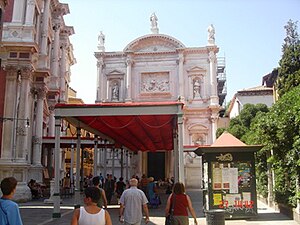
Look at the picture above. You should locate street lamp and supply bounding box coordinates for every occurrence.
[0,117,30,127]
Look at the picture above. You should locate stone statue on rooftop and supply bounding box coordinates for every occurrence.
[207,24,215,45]
[97,31,105,51]
[150,13,159,34]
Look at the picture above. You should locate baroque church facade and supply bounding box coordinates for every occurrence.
[94,13,227,188]
[0,0,75,200]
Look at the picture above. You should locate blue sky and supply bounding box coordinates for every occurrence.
[63,0,300,104]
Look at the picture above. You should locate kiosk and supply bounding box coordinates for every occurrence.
[194,132,262,219]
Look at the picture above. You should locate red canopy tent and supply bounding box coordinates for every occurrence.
[54,102,183,152]
[51,101,184,216]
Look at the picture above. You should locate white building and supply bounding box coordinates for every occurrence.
[227,86,274,119]
[94,14,226,188]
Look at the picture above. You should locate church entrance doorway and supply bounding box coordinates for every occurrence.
[147,152,165,181]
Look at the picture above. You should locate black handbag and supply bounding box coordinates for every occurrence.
[165,194,176,225]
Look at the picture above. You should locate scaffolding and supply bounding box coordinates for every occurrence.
[217,57,227,107]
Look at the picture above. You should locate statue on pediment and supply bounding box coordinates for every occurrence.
[150,13,159,34]
[111,82,119,101]
[150,13,158,28]
[98,31,105,51]
[207,24,215,45]
[193,79,201,99]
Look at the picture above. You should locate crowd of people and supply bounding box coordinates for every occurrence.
[80,173,198,224]
[0,175,198,225]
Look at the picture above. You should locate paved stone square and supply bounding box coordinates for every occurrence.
[18,189,299,225]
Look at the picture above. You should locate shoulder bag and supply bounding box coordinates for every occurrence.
[165,194,176,225]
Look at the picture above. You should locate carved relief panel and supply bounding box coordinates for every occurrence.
[140,72,171,98]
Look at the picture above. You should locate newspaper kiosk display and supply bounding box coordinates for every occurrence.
[195,146,261,219]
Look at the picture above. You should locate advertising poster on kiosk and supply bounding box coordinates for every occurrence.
[209,154,257,218]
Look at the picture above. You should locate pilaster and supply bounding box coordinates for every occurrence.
[24,0,36,25]
[125,57,133,101]
[96,58,104,102]
[177,52,185,101]
[210,113,218,142]
[208,51,219,105]
[12,0,26,23]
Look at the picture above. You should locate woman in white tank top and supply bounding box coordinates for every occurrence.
[71,187,112,225]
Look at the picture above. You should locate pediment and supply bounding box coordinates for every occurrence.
[187,66,206,74]
[124,34,185,52]
[188,124,208,132]
[107,70,124,76]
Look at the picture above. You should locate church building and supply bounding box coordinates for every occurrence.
[94,13,227,188]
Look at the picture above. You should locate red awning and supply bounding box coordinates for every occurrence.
[77,115,174,151]
[55,102,183,152]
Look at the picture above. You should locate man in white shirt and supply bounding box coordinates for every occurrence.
[119,178,150,225]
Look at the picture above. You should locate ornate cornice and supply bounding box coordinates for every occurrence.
[60,26,74,36]
[52,3,69,18]
[237,90,273,96]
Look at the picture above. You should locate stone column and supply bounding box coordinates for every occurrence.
[177,52,185,100]
[32,88,46,166]
[16,67,32,160]
[48,107,55,136]
[1,67,18,159]
[125,57,133,101]
[168,151,174,179]
[40,0,50,56]
[25,0,35,25]
[137,152,143,177]
[210,114,218,142]
[59,43,67,102]
[51,22,61,89]
[96,58,104,102]
[208,51,218,105]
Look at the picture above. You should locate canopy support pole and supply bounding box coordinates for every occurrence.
[74,128,81,208]
[94,136,98,176]
[53,116,61,218]
[178,114,184,183]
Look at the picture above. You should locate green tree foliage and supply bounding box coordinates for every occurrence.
[247,86,300,207]
[277,20,300,97]
[216,103,269,141]
[225,104,269,142]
